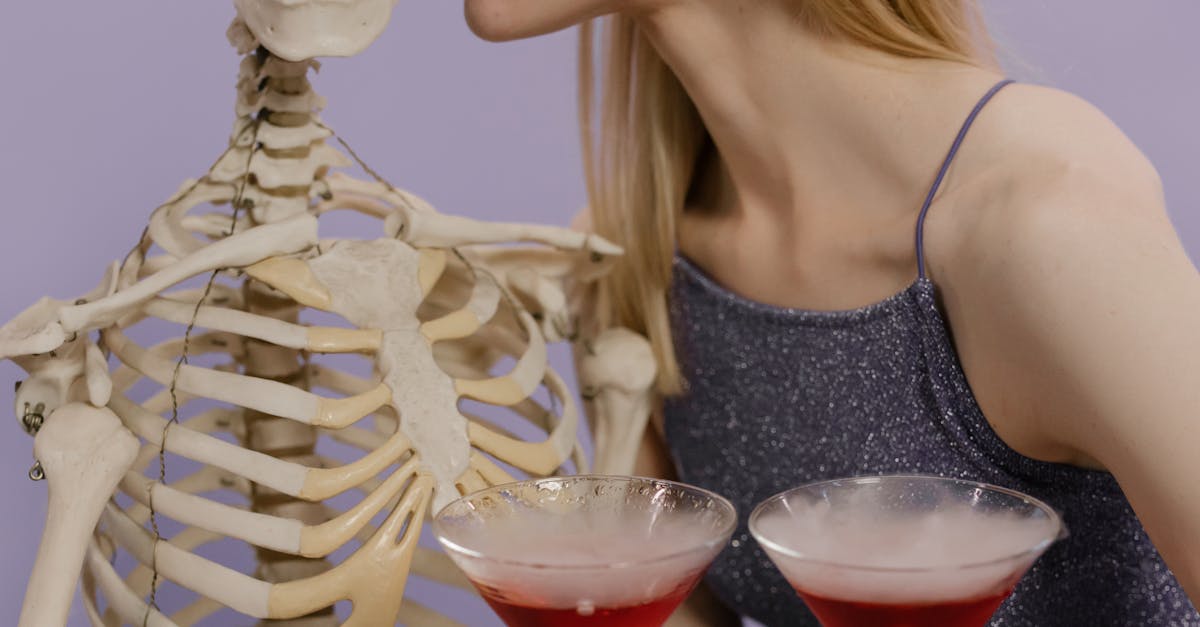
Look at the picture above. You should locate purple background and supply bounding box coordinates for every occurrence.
[0,2,1196,624]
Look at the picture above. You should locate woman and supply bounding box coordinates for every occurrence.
[466,1,1200,625]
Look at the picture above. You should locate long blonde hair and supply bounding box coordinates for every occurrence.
[578,1,993,395]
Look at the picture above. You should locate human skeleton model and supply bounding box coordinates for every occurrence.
[3,2,659,625]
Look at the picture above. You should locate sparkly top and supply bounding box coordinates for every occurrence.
[662,81,1200,626]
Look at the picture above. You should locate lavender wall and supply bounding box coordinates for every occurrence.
[0,2,1195,624]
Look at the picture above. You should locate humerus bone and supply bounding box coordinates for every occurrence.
[18,403,138,627]
[579,328,659,475]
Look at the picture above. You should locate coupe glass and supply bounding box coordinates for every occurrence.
[434,475,737,627]
[749,475,1065,627]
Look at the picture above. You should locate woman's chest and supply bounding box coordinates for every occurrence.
[662,272,970,482]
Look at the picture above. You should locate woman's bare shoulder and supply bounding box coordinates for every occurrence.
[934,82,1168,285]
[977,82,1159,201]
[926,83,1187,467]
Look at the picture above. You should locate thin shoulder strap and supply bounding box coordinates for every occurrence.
[916,79,1015,279]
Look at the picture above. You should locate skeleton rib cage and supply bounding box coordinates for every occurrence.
[2,45,645,627]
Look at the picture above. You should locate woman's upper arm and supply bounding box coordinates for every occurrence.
[963,157,1200,599]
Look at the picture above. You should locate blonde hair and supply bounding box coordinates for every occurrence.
[578,1,993,395]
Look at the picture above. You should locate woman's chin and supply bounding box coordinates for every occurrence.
[464,0,605,42]
[464,0,537,42]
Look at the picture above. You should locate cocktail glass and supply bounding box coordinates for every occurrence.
[433,475,737,627]
[749,475,1065,627]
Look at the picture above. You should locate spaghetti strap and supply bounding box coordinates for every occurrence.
[915,79,1014,279]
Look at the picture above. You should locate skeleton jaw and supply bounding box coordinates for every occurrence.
[234,0,399,61]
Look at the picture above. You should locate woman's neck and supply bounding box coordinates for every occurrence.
[638,2,1002,227]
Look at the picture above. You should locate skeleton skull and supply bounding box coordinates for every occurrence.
[234,0,400,61]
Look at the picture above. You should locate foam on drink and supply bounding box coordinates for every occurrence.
[755,500,1058,605]
[455,513,720,609]
[437,479,735,613]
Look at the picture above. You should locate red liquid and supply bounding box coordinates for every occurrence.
[798,588,1012,627]
[478,585,693,627]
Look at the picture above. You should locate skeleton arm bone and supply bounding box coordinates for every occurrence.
[560,208,659,474]
[18,403,139,627]
[578,328,659,475]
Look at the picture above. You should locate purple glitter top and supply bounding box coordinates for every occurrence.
[663,81,1199,626]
